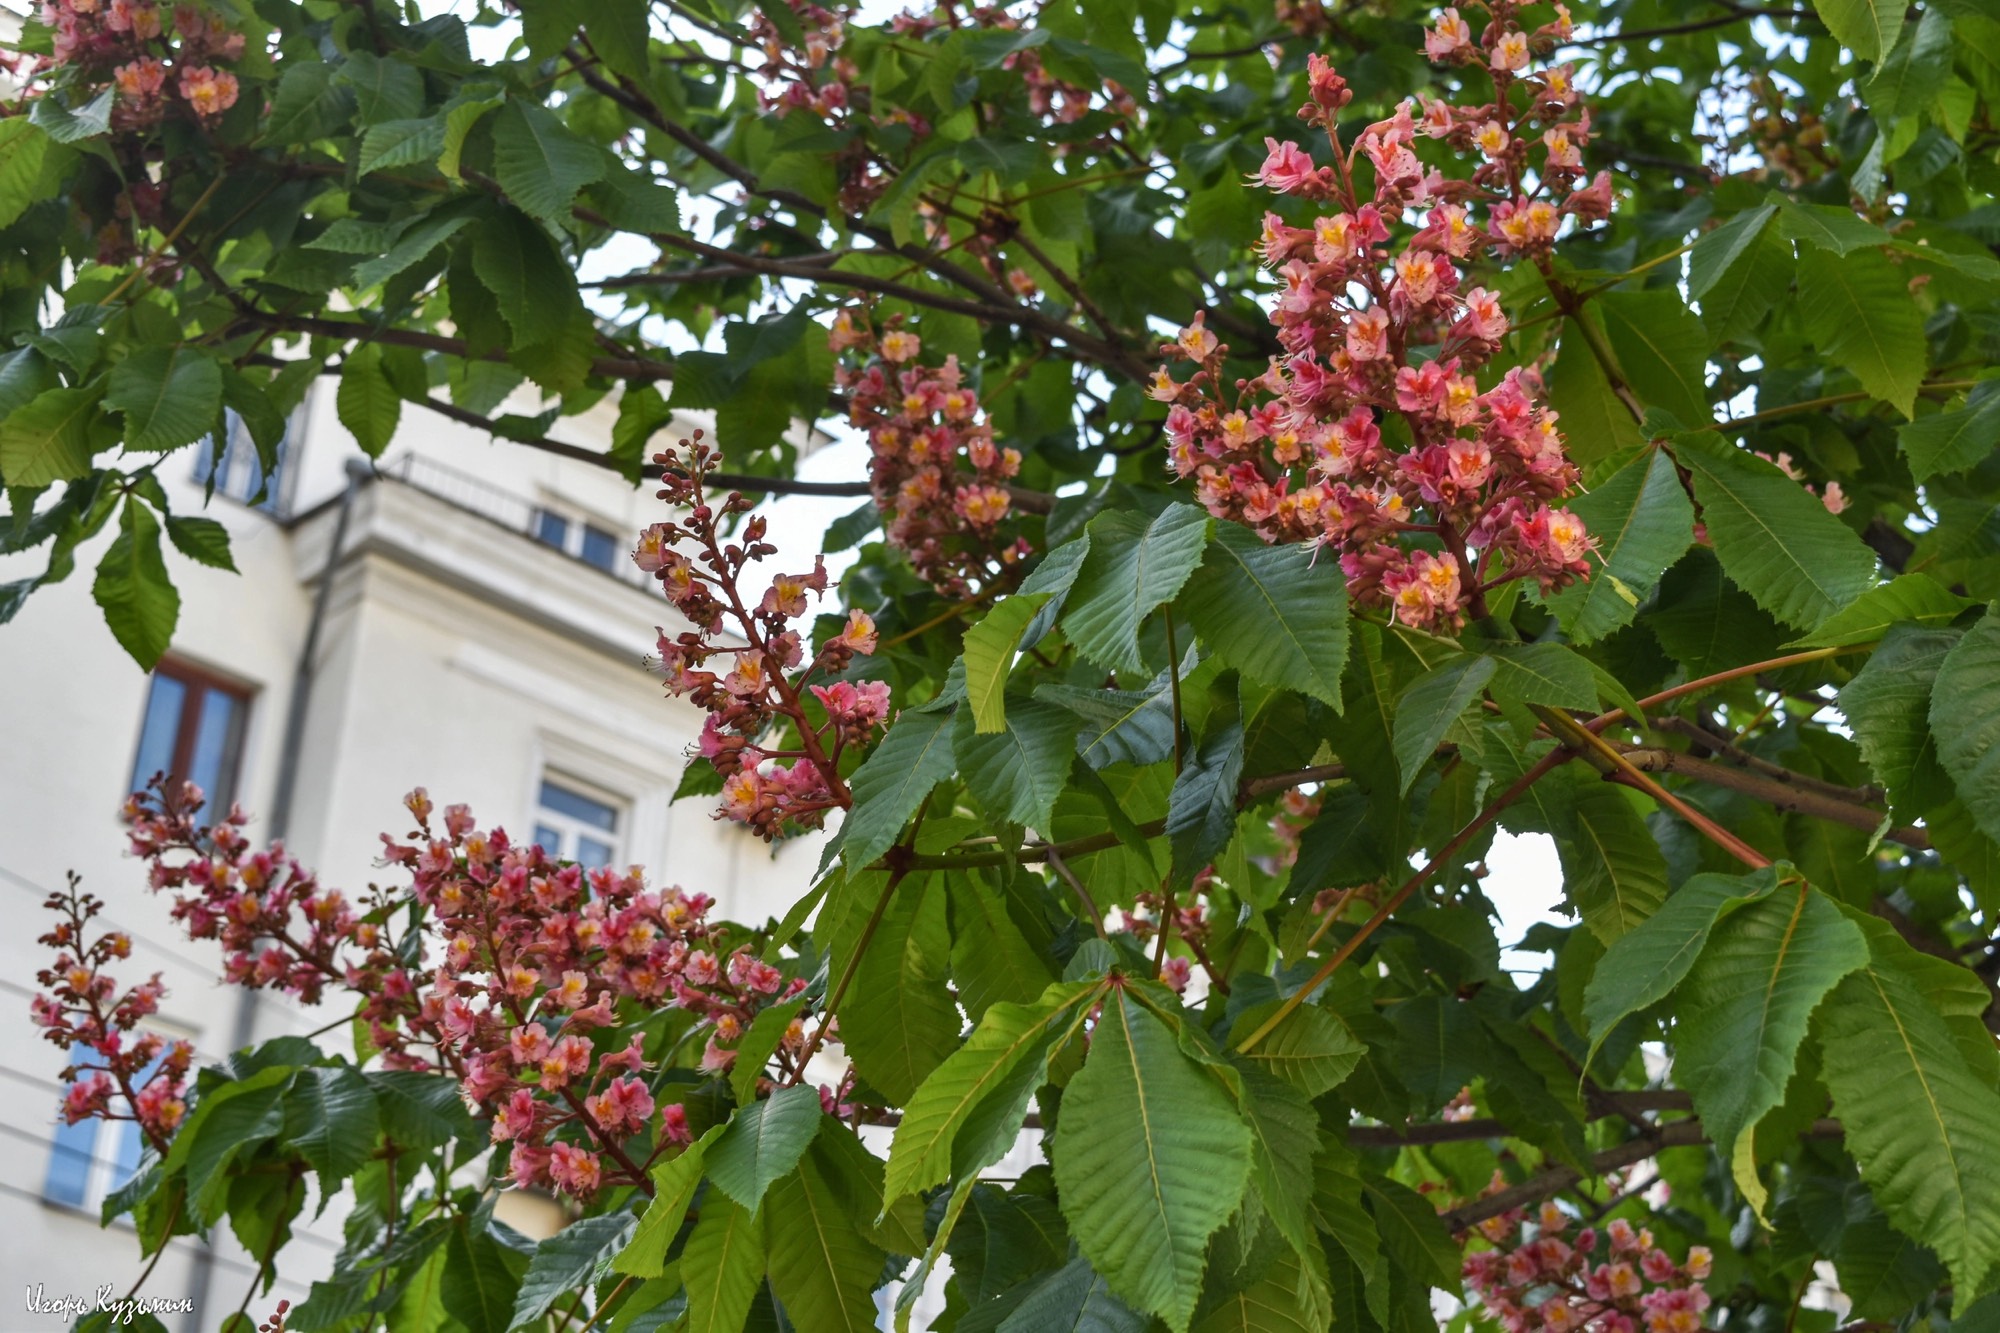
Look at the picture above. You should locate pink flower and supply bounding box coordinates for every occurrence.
[177,65,239,117]
[1255,137,1321,195]
[113,56,167,101]
[548,1141,602,1196]
[1425,8,1472,60]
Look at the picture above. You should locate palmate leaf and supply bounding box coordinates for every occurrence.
[947,874,1056,1022]
[614,1127,718,1279]
[681,1195,764,1333]
[1594,288,1712,428]
[998,1256,1149,1333]
[105,347,223,452]
[1841,624,1962,816]
[1675,432,1879,630]
[1810,0,1902,63]
[1793,575,1973,648]
[704,1086,823,1213]
[1796,243,1926,417]
[1061,504,1211,676]
[956,699,1075,832]
[1180,522,1349,710]
[1818,956,2000,1297]
[1391,653,1494,795]
[1547,446,1695,643]
[1190,1244,1329,1333]
[0,384,111,487]
[1582,867,1779,1058]
[963,593,1051,733]
[511,1213,637,1329]
[883,981,1097,1205]
[336,345,401,459]
[1167,707,1245,887]
[1673,878,1869,1162]
[492,99,606,224]
[841,703,956,871]
[92,498,180,670]
[841,873,960,1104]
[1555,775,1669,944]
[1931,612,2000,845]
[1226,1001,1364,1099]
[764,1154,887,1333]
[1053,991,1251,1332]
[1036,680,1176,770]
[1899,382,2000,483]
[282,1065,381,1185]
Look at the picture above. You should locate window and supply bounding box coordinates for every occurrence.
[534,507,624,574]
[532,777,621,869]
[44,1051,166,1210]
[193,408,289,514]
[129,660,250,811]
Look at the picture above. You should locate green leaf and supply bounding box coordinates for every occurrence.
[0,120,51,230]
[439,86,505,179]
[1676,878,1870,1161]
[358,116,446,175]
[1052,991,1251,1332]
[1001,1256,1149,1332]
[1167,708,1246,886]
[1689,205,1778,298]
[1582,867,1779,1055]
[283,1065,381,1183]
[1676,432,1879,629]
[1227,1002,1364,1099]
[842,874,960,1104]
[731,999,806,1109]
[705,1086,823,1214]
[1062,505,1212,676]
[1180,523,1350,710]
[1900,383,2000,482]
[107,347,223,452]
[471,208,584,343]
[948,874,1055,1022]
[442,1222,522,1333]
[1595,289,1712,428]
[512,1214,638,1329]
[365,1070,476,1152]
[1035,681,1176,770]
[493,100,606,224]
[1841,624,1961,816]
[588,163,682,234]
[336,345,401,458]
[1557,776,1670,945]
[1,385,109,486]
[1191,1244,1326,1333]
[1696,207,1795,341]
[957,700,1075,833]
[841,704,956,872]
[29,87,114,142]
[1872,11,1955,116]
[165,516,237,572]
[93,498,179,670]
[165,1066,293,1224]
[1776,197,1892,254]
[1932,612,2000,845]
[681,1195,764,1333]
[1547,446,1695,643]
[1363,1177,1463,1290]
[340,49,426,123]
[1392,654,1494,795]
[264,63,356,145]
[1485,642,1597,711]
[1797,244,1926,417]
[1819,958,2000,1296]
[764,1155,887,1333]
[615,1129,718,1279]
[353,214,475,289]
[963,593,1050,733]
[1810,0,1906,63]
[884,981,1096,1205]
[1793,575,1973,647]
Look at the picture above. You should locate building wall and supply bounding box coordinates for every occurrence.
[0,380,822,1318]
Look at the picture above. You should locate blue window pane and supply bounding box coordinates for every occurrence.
[580,526,620,571]
[577,837,615,870]
[130,675,187,789]
[536,510,570,549]
[44,1118,96,1207]
[533,824,563,855]
[110,1120,145,1191]
[538,781,618,831]
[187,688,244,810]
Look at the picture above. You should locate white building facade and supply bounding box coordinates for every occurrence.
[0,385,822,1322]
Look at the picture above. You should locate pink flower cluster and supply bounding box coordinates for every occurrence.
[377,789,811,1196]
[124,779,407,1019]
[36,1,242,128]
[832,312,1033,598]
[29,875,193,1150]
[753,0,856,121]
[1463,1204,1713,1333]
[1158,4,1604,631]
[635,433,882,838]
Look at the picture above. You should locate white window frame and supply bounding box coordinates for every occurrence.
[530,771,627,870]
